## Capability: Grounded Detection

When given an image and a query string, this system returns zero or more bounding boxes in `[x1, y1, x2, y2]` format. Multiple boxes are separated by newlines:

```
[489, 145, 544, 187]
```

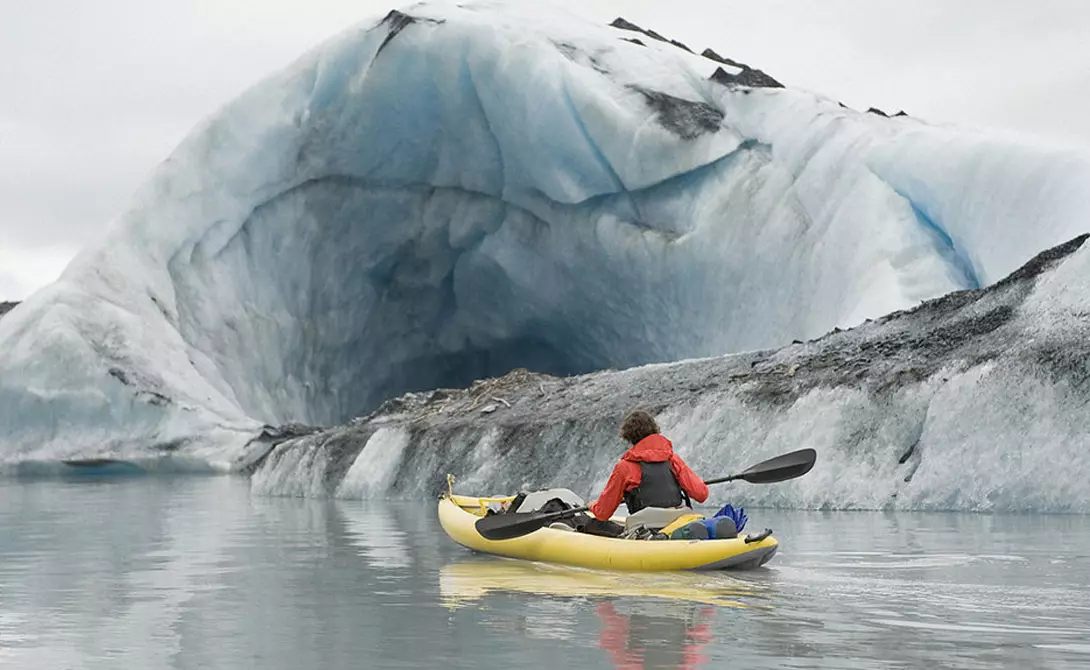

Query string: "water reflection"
[336, 503, 413, 569]
[440, 560, 761, 668]
[596, 601, 714, 670]
[439, 560, 760, 609]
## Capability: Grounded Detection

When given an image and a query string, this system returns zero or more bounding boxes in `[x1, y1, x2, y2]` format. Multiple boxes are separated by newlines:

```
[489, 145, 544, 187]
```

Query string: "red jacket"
[589, 434, 709, 520]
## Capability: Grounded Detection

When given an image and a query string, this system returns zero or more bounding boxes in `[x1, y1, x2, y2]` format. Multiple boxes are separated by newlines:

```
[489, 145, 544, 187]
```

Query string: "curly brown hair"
[619, 409, 660, 445]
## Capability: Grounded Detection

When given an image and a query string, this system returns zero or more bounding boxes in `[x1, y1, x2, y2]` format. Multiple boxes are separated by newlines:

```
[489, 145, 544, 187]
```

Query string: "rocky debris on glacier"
[606, 17, 783, 89]
[251, 234, 1090, 511]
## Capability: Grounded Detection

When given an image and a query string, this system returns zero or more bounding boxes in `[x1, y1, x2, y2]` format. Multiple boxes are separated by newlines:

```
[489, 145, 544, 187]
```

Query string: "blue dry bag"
[713, 503, 747, 532]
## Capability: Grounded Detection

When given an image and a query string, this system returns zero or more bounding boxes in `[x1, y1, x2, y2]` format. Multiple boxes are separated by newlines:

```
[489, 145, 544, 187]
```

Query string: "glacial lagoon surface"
[2, 476, 1088, 669]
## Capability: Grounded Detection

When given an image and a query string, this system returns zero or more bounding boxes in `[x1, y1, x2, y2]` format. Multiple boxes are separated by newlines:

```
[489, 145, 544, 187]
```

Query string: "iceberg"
[2, 2, 1090, 509]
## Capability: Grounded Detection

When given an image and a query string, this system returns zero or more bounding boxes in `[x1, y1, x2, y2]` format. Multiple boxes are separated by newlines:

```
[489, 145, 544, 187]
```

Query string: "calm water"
[2, 476, 1089, 669]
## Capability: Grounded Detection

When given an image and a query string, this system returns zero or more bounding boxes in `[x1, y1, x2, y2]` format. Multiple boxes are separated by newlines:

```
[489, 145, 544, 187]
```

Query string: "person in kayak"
[582, 410, 709, 537]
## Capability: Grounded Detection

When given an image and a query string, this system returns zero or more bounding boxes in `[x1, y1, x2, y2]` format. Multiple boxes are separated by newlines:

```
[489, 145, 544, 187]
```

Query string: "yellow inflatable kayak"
[438, 492, 778, 571]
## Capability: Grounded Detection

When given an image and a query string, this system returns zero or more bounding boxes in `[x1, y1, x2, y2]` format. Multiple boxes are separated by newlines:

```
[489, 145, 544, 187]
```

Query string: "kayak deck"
[438, 494, 777, 571]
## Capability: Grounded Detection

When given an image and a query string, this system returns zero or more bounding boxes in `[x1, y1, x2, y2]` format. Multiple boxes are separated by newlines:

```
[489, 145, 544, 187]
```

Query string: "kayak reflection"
[440, 559, 749, 668]
[439, 559, 760, 609]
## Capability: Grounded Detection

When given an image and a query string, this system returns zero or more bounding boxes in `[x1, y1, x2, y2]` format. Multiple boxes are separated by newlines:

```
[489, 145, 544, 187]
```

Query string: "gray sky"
[2, 0, 1088, 300]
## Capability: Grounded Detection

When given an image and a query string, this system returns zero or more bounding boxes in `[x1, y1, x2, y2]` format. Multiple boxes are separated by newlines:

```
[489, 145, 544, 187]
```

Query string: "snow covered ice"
[3, 1, 1090, 510]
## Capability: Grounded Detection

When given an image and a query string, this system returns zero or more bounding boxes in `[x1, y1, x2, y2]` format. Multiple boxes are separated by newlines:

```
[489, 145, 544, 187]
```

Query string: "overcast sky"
[2, 0, 1088, 300]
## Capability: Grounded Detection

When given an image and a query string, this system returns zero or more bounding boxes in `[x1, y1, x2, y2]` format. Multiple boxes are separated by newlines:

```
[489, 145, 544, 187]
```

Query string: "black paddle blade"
[737, 448, 816, 484]
[474, 506, 588, 541]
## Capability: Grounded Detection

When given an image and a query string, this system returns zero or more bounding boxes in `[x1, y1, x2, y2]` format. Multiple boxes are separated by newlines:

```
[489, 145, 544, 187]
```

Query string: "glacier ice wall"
[2, 1, 1090, 478]
[253, 236, 1090, 512]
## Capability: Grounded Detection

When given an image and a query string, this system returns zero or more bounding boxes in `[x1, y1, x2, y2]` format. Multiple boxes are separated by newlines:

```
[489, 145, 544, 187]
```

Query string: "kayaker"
[583, 410, 710, 537]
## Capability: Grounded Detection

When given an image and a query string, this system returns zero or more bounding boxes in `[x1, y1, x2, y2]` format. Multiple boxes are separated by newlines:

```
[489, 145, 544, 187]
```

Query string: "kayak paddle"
[474, 447, 817, 541]
[475, 504, 594, 541]
[703, 448, 816, 485]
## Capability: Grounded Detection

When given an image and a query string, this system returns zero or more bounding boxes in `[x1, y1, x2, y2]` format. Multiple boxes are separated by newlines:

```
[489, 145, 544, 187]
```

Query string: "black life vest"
[624, 461, 688, 513]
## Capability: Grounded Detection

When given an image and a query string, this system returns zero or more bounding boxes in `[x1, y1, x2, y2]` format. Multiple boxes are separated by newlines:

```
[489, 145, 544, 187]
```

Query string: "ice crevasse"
[1, 1, 1089, 495]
